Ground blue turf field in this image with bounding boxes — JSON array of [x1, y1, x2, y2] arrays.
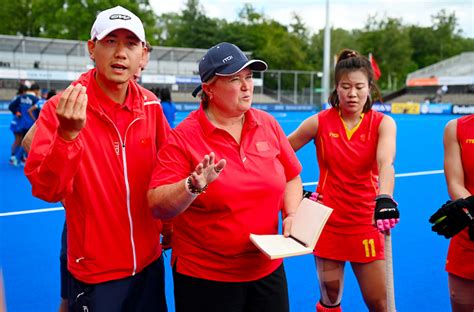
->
[[0, 111, 454, 311]]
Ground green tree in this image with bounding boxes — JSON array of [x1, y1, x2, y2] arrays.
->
[[218, 5, 312, 94], [1, 0, 473, 96], [408, 26, 441, 69], [289, 13, 312, 67], [409, 10, 474, 71], [0, 0, 37, 36], [290, 13, 308, 42], [359, 16, 415, 90], [218, 4, 309, 71], [159, 0, 220, 48], [155, 12, 182, 45], [238, 3, 265, 25], [431, 10, 467, 59], [217, 4, 266, 51], [308, 27, 358, 86], [0, 0, 159, 41]]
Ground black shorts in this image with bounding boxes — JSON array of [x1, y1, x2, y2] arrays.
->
[[68, 256, 167, 312], [173, 262, 289, 312], [59, 221, 69, 299]]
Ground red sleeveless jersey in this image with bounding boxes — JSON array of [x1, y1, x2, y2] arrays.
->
[[458, 115, 474, 194], [315, 108, 384, 234], [446, 114, 474, 279]]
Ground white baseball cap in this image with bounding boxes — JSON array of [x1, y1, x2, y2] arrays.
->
[[90, 6, 145, 43]]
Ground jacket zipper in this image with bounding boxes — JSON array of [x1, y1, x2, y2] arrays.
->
[[122, 117, 142, 276], [103, 114, 143, 276]]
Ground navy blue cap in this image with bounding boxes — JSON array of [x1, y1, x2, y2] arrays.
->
[[192, 42, 268, 97]]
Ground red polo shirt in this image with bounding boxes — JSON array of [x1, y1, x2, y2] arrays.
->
[[150, 106, 301, 282]]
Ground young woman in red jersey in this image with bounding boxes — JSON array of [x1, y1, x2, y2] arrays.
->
[[429, 115, 474, 311], [288, 49, 399, 312]]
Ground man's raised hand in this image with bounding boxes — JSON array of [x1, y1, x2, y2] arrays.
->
[[56, 84, 88, 140]]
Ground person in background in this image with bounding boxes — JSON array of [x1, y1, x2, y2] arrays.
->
[[29, 83, 44, 118], [24, 6, 169, 311], [8, 83, 38, 166], [288, 49, 399, 312], [159, 87, 177, 128], [148, 42, 303, 312], [134, 41, 152, 82], [435, 85, 448, 103], [46, 89, 57, 100], [429, 114, 474, 312], [8, 84, 28, 166]]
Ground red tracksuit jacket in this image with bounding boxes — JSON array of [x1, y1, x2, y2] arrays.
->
[[25, 69, 170, 284]]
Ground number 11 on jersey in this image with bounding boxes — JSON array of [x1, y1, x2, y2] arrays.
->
[[362, 238, 376, 257]]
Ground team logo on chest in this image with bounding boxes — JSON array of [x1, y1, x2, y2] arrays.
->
[[329, 132, 339, 138], [466, 139, 474, 144], [256, 141, 270, 152]]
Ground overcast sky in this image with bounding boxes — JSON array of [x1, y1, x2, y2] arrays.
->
[[149, 0, 474, 38]]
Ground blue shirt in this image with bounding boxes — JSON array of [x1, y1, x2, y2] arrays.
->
[[161, 101, 176, 128], [9, 94, 39, 131]]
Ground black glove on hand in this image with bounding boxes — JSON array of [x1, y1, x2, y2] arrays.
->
[[374, 195, 400, 220], [303, 189, 313, 199], [429, 196, 474, 239]]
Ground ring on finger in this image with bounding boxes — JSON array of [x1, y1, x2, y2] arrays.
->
[[214, 167, 222, 174]]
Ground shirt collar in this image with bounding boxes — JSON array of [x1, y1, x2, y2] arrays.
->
[[197, 105, 216, 136], [197, 104, 262, 137], [90, 72, 134, 113]]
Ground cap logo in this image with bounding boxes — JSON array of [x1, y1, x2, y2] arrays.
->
[[110, 14, 131, 21], [222, 55, 233, 63]]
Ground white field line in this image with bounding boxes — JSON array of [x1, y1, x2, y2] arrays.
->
[[302, 169, 444, 186], [0, 207, 63, 217], [276, 119, 309, 123], [394, 169, 444, 178], [1, 169, 444, 217]]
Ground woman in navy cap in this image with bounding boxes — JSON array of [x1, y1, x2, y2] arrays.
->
[[148, 42, 303, 312]]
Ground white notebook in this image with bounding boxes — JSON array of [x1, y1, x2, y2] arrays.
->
[[250, 198, 333, 259]]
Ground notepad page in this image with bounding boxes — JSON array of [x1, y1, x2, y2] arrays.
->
[[249, 234, 311, 258], [290, 198, 333, 249]]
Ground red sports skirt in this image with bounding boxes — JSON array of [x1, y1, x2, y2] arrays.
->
[[314, 229, 385, 263], [446, 229, 474, 280]]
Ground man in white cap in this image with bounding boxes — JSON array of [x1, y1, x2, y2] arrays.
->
[[25, 6, 169, 311]]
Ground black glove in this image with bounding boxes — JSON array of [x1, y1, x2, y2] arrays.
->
[[374, 195, 400, 220], [303, 189, 313, 199], [429, 196, 474, 239]]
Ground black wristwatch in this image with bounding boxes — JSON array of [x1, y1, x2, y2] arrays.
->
[[185, 176, 208, 195]]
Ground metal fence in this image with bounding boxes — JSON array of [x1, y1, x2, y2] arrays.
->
[[0, 35, 322, 107]]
